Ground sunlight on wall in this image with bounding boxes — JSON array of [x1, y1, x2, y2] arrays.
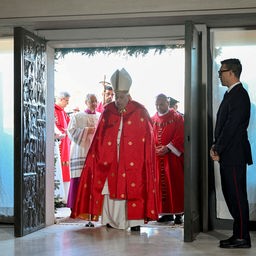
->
[[54, 48, 185, 116]]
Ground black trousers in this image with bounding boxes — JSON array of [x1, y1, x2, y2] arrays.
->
[[219, 164, 250, 240]]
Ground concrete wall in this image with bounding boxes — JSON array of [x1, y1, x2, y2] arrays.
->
[[0, 0, 256, 19]]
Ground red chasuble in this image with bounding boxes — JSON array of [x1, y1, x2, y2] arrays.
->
[[152, 109, 184, 214], [71, 100, 159, 221], [54, 104, 71, 182]]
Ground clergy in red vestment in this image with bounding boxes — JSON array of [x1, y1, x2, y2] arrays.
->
[[54, 91, 71, 204], [71, 68, 159, 231], [152, 93, 184, 224]]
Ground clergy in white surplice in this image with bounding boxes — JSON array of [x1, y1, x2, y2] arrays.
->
[[67, 94, 100, 209]]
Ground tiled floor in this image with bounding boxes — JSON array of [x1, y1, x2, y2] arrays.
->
[[0, 208, 255, 256]]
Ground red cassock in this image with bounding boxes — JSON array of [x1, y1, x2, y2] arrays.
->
[[152, 109, 184, 214], [95, 101, 104, 113], [54, 104, 71, 182], [71, 100, 159, 222]]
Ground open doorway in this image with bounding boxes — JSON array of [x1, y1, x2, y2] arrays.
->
[[4, 25, 202, 240], [53, 45, 185, 220]]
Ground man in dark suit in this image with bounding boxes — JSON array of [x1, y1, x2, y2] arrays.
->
[[210, 58, 252, 249]]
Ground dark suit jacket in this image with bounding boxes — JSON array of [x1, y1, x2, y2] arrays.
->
[[213, 83, 252, 165]]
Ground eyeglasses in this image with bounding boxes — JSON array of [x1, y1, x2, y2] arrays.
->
[[218, 69, 230, 76]]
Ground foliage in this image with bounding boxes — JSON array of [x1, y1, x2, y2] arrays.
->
[[55, 44, 184, 59]]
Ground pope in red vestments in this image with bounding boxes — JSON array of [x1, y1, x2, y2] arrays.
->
[[152, 94, 184, 223], [71, 69, 159, 230]]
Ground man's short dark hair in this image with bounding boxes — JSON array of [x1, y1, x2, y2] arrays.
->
[[105, 85, 113, 91], [221, 58, 242, 78]]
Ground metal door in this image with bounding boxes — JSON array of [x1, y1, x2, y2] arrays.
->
[[14, 27, 47, 237], [184, 21, 202, 242]]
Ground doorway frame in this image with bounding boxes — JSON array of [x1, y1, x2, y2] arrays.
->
[[1, 23, 209, 238], [41, 24, 210, 238]]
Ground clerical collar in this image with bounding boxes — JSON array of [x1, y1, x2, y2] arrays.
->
[[84, 109, 96, 114], [227, 82, 240, 92], [158, 109, 169, 116]]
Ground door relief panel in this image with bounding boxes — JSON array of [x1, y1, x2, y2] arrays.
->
[[14, 27, 47, 237]]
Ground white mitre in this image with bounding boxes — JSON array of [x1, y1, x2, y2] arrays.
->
[[110, 68, 132, 92]]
